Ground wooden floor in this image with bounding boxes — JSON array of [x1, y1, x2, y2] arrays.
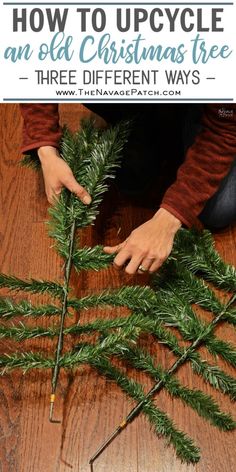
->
[[0, 104, 235, 472]]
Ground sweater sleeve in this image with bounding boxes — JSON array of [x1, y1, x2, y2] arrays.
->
[[161, 104, 236, 229], [20, 104, 62, 153]]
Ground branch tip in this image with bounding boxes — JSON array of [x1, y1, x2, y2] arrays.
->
[[49, 394, 61, 424]]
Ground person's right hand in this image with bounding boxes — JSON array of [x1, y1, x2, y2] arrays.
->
[[38, 146, 91, 205]]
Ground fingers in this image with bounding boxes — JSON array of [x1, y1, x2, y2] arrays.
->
[[47, 193, 58, 205], [104, 240, 169, 275], [137, 257, 155, 274], [40, 151, 92, 205], [103, 239, 128, 254], [125, 256, 144, 275], [45, 184, 62, 205], [113, 247, 132, 270], [103, 244, 122, 254], [104, 242, 131, 269], [149, 258, 165, 273], [62, 174, 91, 205], [106, 241, 148, 275], [45, 176, 92, 205]]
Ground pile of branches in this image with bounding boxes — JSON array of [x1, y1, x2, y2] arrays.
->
[[0, 121, 235, 466]]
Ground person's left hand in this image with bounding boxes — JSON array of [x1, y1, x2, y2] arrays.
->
[[103, 208, 181, 274]]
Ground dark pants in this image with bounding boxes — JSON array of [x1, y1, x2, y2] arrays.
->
[[87, 104, 236, 229], [200, 160, 236, 228], [182, 105, 236, 229]]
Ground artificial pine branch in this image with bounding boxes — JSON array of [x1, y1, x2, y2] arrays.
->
[[153, 259, 236, 325], [89, 295, 236, 468], [50, 218, 76, 421], [0, 323, 58, 341], [72, 246, 114, 272], [0, 352, 54, 373], [68, 287, 236, 396], [69, 285, 157, 312], [146, 313, 236, 399], [90, 356, 201, 464], [0, 324, 139, 373], [46, 121, 130, 421], [0, 298, 62, 319], [173, 229, 236, 291], [153, 290, 236, 369], [189, 352, 236, 399], [0, 274, 63, 297], [114, 343, 236, 431], [206, 337, 236, 367], [0, 313, 150, 341]]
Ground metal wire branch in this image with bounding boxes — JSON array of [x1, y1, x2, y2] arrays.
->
[[89, 293, 236, 469]]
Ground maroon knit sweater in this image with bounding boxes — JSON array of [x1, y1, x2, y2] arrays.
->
[[20, 104, 236, 229]]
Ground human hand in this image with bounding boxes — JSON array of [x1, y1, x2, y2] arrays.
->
[[38, 146, 91, 205], [103, 208, 181, 274]]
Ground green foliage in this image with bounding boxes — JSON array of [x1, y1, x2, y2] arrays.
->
[[0, 120, 236, 465], [0, 274, 63, 297], [172, 229, 236, 292]]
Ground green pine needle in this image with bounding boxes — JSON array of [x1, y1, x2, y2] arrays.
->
[[0, 298, 62, 319], [173, 230, 236, 292], [0, 274, 63, 298]]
